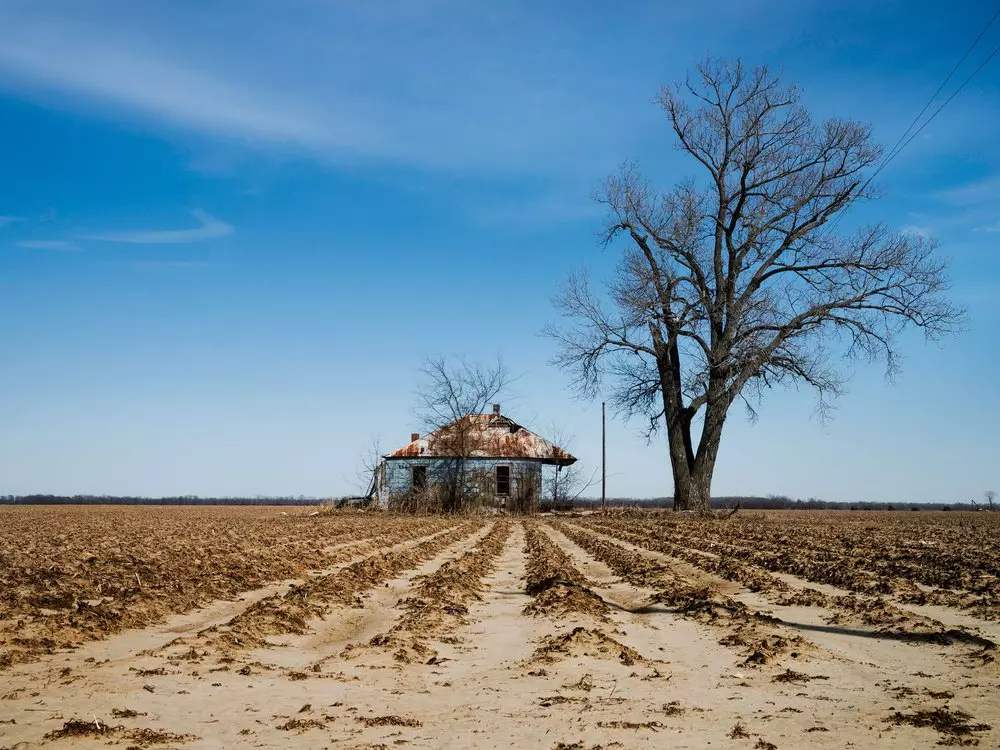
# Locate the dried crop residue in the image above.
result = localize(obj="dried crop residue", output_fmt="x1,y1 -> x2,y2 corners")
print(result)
111,707 -> 147,718
888,706 -> 992,744
43,719 -> 119,740
530,626 -> 645,666
525,580 -> 610,620
276,717 -> 327,731
596,720 -> 663,730
720,629 -> 808,667
728,721 -> 751,739
356,715 -> 422,727
771,668 -> 829,684
122,727 -> 199,746
584,510 -> 1000,623
43,718 -> 196,745
394,522 -> 510,637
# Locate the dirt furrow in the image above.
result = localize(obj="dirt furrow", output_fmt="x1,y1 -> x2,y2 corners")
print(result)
0,512 -> 449,670
3,510 -> 999,748
343,520 -> 513,665
0,523 -> 488,748
554,518 -> 999,746
596,514 -> 1000,620
583,518 -> 999,657
552,520 -> 813,668
181,522 -> 483,657
521,519 -> 611,621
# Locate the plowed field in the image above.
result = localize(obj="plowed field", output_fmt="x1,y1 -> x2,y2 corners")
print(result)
1,506 -> 999,748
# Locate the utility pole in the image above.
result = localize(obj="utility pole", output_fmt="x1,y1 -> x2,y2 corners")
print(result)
601,401 -> 606,513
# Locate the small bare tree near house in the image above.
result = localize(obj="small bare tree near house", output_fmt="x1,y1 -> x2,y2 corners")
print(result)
416,355 -> 511,513
357,436 -> 384,506
986,490 -> 996,512
546,57 -> 964,514
541,424 -> 598,511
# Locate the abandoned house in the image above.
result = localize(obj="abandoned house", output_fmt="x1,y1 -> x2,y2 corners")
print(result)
373,405 -> 576,512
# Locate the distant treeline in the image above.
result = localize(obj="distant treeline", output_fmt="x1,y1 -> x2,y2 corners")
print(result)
0,494 -> 983,511
0,495 -> 329,506
572,495 -> 983,512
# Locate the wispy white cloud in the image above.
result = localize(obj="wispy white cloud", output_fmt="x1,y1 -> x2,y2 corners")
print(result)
133,260 -> 209,270
78,210 -> 232,245
16,239 -> 77,250
900,224 -> 932,239
0,215 -> 25,228
934,176 -> 1000,208
0,3 -> 651,175
465,189 -> 604,229
923,176 -> 1000,235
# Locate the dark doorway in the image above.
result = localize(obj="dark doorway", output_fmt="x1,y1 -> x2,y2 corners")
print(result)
496,465 -> 510,496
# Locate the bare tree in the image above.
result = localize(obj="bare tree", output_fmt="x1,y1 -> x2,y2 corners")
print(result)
357,436 -> 384,504
540,424 -> 598,511
415,355 -> 511,513
546,57 -> 963,514
986,490 -> 996,511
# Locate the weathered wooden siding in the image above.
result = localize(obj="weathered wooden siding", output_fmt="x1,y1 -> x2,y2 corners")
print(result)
379,457 -> 541,508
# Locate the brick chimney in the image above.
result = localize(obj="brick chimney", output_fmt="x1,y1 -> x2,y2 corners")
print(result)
410,432 -> 420,442
492,404 -> 501,416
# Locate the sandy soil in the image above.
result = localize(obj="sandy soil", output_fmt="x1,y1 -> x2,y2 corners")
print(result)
1,517 -> 998,749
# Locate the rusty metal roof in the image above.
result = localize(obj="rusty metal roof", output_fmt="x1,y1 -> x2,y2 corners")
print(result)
386,414 -> 577,466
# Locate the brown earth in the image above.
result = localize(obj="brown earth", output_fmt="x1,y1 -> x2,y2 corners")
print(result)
1,506 -> 998,748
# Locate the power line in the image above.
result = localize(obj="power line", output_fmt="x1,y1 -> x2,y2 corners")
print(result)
876,39 -> 1000,178
827,6 -> 1000,235
880,6 -> 1000,169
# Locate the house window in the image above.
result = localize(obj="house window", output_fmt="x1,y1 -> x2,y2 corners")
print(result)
496,465 -> 510,496
412,465 -> 427,490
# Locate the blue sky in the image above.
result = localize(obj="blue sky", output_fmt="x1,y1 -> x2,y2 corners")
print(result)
1,0 -> 998,502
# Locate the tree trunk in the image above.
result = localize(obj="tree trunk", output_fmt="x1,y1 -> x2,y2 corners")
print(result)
656,337 -> 699,512
684,459 -> 714,514
666,420 -> 694,512
672,460 -> 713,513
667,400 -> 726,515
